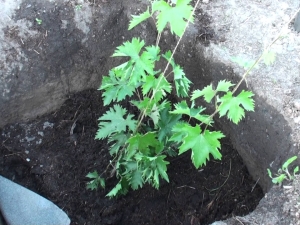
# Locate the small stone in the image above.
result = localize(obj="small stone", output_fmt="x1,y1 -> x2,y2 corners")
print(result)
43,122 -> 54,130
293,99 -> 300,110
202,0 -> 209,3
286,108 -> 292,114
294,11 -> 300,32
210,222 -> 227,225
294,117 -> 300,124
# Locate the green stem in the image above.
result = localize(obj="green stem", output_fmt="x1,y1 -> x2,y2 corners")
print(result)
135,0 -> 201,134
200,8 -> 300,126
233,8 -> 300,94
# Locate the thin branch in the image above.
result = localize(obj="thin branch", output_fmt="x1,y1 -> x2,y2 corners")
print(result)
206,159 -> 231,192
135,0 -> 201,134
232,8 -> 300,94
162,0 -> 201,76
200,8 -> 300,126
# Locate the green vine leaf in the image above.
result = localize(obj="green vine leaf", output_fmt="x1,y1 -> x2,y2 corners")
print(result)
86,171 -> 105,190
150,100 -> 172,127
142,74 -> 171,99
154,155 -> 169,183
174,70 -> 191,97
140,155 -> 170,188
112,38 -> 155,85
95,105 -> 137,140
108,133 -> 129,155
153,74 -> 172,101
231,56 -> 257,70
128,8 -> 151,30
191,80 -> 234,103
157,108 -> 181,142
131,98 -> 166,121
263,50 -> 276,66
131,97 -> 154,115
163,51 -> 191,97
145,46 -> 161,62
106,178 -> 129,198
171,123 -> 224,168
149,104 -> 160,126
216,80 -> 234,92
100,68 -> 135,105
218,91 -> 255,124
113,37 -> 144,57
191,84 -> 215,103
127,132 -> 162,156
152,0 -> 194,37
170,101 -> 212,125
106,183 -> 122,198
127,170 -> 144,190
142,75 -> 156,96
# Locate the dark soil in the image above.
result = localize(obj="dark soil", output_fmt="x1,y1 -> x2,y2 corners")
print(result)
0,89 -> 263,225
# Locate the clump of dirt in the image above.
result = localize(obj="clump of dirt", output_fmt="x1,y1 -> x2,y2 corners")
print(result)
0,89 -> 263,225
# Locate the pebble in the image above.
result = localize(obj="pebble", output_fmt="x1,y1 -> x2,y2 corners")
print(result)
294,117 -> 300,124
211,222 -> 227,225
293,99 -> 300,110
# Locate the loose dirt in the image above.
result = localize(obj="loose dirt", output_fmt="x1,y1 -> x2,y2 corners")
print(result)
0,89 -> 263,225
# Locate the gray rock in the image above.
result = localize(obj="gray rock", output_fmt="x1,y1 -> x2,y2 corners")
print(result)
295,11 -> 300,32
0,176 -> 70,225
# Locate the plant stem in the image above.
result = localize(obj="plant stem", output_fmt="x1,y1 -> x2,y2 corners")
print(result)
232,8 -> 300,94
135,0 -> 201,134
201,8 -> 300,126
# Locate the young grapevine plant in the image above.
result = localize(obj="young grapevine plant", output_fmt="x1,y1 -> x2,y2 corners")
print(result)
86,0 -> 255,197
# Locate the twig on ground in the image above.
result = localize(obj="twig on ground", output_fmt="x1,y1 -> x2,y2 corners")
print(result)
234,216 -> 245,225
176,185 -> 196,189
251,177 -> 260,192
2,143 -> 23,158
206,159 -> 232,192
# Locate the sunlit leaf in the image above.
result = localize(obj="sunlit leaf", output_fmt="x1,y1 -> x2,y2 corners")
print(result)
171,123 -> 224,168
263,50 -> 276,66
152,0 -> 194,37
129,8 -> 151,30
218,91 -> 255,124
95,105 -> 137,140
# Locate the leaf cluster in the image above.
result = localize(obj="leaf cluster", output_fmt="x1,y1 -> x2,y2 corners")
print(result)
129,0 -> 194,37
86,0 -> 255,197
267,156 -> 299,185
